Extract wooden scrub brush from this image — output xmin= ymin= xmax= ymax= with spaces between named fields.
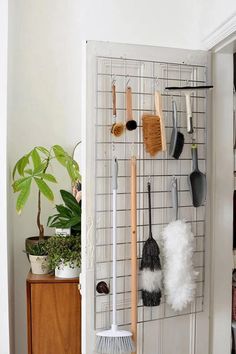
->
xmin=111 ymin=84 xmax=124 ymax=137
xmin=142 ymin=91 xmax=166 ymax=156
xmin=126 ymin=86 xmax=137 ymax=131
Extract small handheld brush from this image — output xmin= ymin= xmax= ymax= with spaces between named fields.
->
xmin=142 ymin=92 xmax=165 ymax=156
xmin=140 ymin=182 xmax=162 ymax=307
xmin=111 ymin=84 xmax=124 ymax=137
xmin=169 ymin=100 xmax=184 ymax=159
xmin=126 ymin=86 xmax=137 ymax=131
xmin=96 ymin=158 xmax=134 ymax=354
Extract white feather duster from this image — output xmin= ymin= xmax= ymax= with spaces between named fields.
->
xmin=162 ymin=220 xmax=198 ymax=311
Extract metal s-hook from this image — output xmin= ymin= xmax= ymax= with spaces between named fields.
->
xmin=126 ymin=75 xmax=131 ymax=87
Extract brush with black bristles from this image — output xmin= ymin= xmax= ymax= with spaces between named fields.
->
xmin=126 ymin=86 xmax=137 ymax=131
xmin=140 ymin=181 xmax=162 ymax=307
xmin=169 ymin=100 xmax=184 ymax=159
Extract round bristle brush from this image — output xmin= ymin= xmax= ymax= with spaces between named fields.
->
xmin=126 ymin=86 xmax=137 ymax=131
xmin=111 ymin=84 xmax=124 ymax=137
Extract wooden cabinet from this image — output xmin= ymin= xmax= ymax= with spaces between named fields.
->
xmin=26 ymin=273 xmax=81 ymax=354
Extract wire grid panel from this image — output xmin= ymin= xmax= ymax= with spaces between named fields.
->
xmin=94 ymin=56 xmax=207 ymax=331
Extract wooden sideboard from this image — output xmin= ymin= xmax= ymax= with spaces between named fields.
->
xmin=26 ymin=272 xmax=81 ymax=354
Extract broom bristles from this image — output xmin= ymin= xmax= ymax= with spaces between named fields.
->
xmin=96 ymin=334 xmax=134 ymax=354
xmin=142 ymin=115 xmax=163 ymax=156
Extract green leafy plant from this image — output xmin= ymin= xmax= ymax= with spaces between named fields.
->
xmin=45 ymin=235 xmax=81 ymax=270
xmin=47 ymin=190 xmax=81 ymax=236
xmin=24 ymin=241 xmax=48 ymax=256
xmin=12 ymin=145 xmax=81 ymax=239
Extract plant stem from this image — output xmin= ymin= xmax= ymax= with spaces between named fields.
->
xmin=37 ymin=190 xmax=44 ymax=239
xmin=37 ymin=155 xmax=50 ymax=239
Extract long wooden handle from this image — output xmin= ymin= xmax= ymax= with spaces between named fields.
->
xmin=112 ymin=84 xmax=116 ymax=116
xmin=131 ymin=156 xmax=137 ymax=354
xmin=126 ymin=86 xmax=133 ymax=121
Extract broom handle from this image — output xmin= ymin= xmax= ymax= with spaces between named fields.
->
xmin=112 ymin=158 xmax=118 ymax=327
xmin=148 ymin=182 xmax=152 ymax=238
xmin=131 ymin=157 xmax=137 ymax=353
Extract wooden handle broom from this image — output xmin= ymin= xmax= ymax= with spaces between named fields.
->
xmin=131 ymin=156 xmax=137 ymax=353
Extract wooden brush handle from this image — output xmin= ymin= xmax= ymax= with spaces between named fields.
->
xmin=155 ymin=91 xmax=166 ymax=151
xmin=112 ymin=84 xmax=116 ymax=116
xmin=155 ymin=91 xmax=162 ymax=117
xmin=131 ymin=156 xmax=137 ymax=353
xmin=126 ymin=86 xmax=133 ymax=121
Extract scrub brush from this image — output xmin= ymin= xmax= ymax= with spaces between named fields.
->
xmin=142 ymin=92 xmax=165 ymax=156
xmin=111 ymin=84 xmax=124 ymax=137
xmin=126 ymin=86 xmax=137 ymax=131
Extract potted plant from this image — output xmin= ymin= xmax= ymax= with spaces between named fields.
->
xmin=25 ymin=241 xmax=49 ymax=275
xmin=12 ymin=145 xmax=81 ymax=272
xmin=46 ymin=235 xmax=81 ymax=278
xmin=47 ymin=189 xmax=81 ymax=236
xmin=46 ymin=189 xmax=81 ymax=278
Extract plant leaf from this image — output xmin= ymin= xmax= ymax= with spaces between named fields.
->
xmin=12 ymin=176 xmax=31 ymax=192
xmin=31 ymin=148 xmax=41 ymax=171
xmin=56 ymin=205 xmax=73 ymax=217
xmin=53 ymin=145 xmax=67 ymax=166
xmin=33 ymin=161 xmax=47 ymax=174
xmin=13 ymin=155 xmax=30 ymax=178
xmin=16 ymin=179 xmax=32 ymax=214
xmin=37 ymin=173 xmax=57 ymax=183
xmin=34 ymin=178 xmax=54 ymax=201
xmin=36 ymin=146 xmax=50 ymax=156
xmin=66 ymin=159 xmax=80 ymax=182
xmin=60 ymin=190 xmax=81 ymax=214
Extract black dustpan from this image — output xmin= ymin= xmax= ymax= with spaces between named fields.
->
xmin=188 ymin=144 xmax=207 ymax=207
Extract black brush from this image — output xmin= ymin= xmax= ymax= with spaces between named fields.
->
xmin=140 ymin=182 xmax=162 ymax=307
xmin=126 ymin=86 xmax=137 ymax=131
xmin=169 ymin=100 xmax=184 ymax=159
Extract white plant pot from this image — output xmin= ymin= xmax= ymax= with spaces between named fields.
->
xmin=29 ymin=255 xmax=49 ymax=275
xmin=55 ymin=261 xmax=80 ymax=278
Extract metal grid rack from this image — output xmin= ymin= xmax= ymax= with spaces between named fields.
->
xmin=94 ymin=55 xmax=207 ymax=331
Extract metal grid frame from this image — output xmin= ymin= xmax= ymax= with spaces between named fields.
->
xmin=94 ymin=55 xmax=207 ymax=332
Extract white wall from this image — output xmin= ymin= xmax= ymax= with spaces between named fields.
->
xmin=199 ymin=0 xmax=236 ymax=42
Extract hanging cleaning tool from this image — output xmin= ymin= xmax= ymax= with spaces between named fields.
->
xmin=111 ymin=84 xmax=124 ymax=137
xmin=96 ymin=158 xmax=134 ymax=354
xmin=131 ymin=156 xmax=137 ymax=354
xmin=126 ymin=86 xmax=137 ymax=131
xmin=188 ymin=144 xmax=207 ymax=207
xmin=140 ymin=181 xmax=162 ymax=306
xmin=169 ymin=100 xmax=184 ymax=159
xmin=162 ymin=176 xmax=198 ymax=311
xmin=142 ymin=92 xmax=166 ymax=156
xmin=185 ymin=93 xmax=194 ymax=134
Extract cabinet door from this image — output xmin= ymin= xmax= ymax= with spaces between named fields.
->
xmin=31 ymin=283 xmax=81 ymax=354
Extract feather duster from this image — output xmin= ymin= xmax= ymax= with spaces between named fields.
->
xmin=162 ymin=219 xmax=198 ymax=311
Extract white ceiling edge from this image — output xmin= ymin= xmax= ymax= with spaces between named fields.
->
xmin=202 ymin=12 xmax=236 ymax=51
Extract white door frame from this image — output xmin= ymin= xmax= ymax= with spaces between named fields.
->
xmin=206 ymin=27 xmax=236 ymax=354
xmin=0 ymin=0 xmax=10 ymax=353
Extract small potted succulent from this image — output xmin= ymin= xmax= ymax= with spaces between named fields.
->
xmin=12 ymin=145 xmax=81 ymax=274
xmin=46 ymin=189 xmax=81 ymax=278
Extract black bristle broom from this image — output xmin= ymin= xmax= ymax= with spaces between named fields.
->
xmin=140 ymin=182 xmax=162 ymax=306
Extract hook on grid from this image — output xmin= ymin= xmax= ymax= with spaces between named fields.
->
xmin=112 ymin=75 xmax=117 ymax=85
xmin=126 ymin=75 xmax=131 ymax=87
